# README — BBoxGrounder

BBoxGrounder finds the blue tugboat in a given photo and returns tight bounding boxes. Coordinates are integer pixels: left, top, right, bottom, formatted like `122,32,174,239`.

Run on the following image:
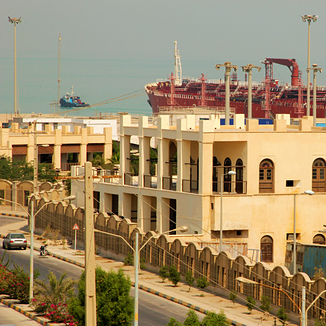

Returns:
60,86,90,108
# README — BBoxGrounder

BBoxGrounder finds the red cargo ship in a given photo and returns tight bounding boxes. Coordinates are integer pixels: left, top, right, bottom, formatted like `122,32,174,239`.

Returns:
145,42,326,119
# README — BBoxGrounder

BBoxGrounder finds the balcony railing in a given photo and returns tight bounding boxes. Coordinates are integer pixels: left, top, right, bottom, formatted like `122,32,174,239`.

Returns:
124,173,138,186
162,176,176,191
212,181,247,194
144,175,157,188
61,162,80,172
182,179,198,193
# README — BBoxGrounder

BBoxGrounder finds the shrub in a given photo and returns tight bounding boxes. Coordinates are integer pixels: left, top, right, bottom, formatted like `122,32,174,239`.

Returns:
124,252,134,266
69,267,133,326
229,291,237,306
185,270,195,292
159,265,169,283
6,264,39,304
246,296,256,314
197,277,210,296
32,271,76,314
260,295,271,313
169,265,180,287
277,307,289,325
45,303,77,325
202,310,230,326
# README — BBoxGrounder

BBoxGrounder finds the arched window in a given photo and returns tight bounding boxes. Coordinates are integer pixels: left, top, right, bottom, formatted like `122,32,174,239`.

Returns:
224,158,232,192
313,234,326,245
259,159,274,193
312,158,326,192
212,156,220,192
261,236,273,263
236,158,243,194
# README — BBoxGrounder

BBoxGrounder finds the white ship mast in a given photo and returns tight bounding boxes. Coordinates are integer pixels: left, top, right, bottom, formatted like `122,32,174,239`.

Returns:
174,41,182,86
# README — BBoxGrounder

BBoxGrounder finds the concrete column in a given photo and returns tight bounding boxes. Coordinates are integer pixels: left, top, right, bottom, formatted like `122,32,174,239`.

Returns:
138,116,148,187
198,120,214,195
120,115,131,185
157,115,169,190
103,127,112,163
176,118,186,192
53,128,62,170
80,128,87,166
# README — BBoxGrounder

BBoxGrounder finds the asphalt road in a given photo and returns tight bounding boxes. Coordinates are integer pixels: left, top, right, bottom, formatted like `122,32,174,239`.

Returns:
0,239,202,325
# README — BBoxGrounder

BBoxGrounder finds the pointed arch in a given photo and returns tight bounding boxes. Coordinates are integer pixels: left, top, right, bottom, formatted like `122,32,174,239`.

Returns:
236,158,243,194
224,157,232,192
259,159,274,193
312,158,326,192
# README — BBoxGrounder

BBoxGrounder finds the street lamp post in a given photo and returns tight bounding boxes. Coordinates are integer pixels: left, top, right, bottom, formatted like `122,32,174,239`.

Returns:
220,170,236,253
8,17,22,118
301,14,318,117
241,64,261,119
293,190,314,274
306,63,322,126
94,225,188,326
215,62,238,125
1,195,75,302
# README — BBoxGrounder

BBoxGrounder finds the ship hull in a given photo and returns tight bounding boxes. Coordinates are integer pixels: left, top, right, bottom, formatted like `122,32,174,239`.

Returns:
145,82,326,119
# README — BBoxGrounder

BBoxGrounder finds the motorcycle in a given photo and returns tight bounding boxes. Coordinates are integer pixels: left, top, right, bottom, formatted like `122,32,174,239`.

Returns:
39,244,49,256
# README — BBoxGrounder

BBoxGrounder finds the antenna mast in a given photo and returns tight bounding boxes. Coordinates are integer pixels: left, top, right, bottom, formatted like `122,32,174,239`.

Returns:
57,33,61,115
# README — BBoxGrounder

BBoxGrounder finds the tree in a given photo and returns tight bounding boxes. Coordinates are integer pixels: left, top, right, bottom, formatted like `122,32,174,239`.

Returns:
169,265,180,287
260,295,271,313
246,296,256,314
184,309,201,326
197,277,210,296
185,270,195,292
166,318,183,326
277,307,288,325
229,290,237,306
202,310,230,326
32,271,76,313
69,267,134,326
159,265,169,283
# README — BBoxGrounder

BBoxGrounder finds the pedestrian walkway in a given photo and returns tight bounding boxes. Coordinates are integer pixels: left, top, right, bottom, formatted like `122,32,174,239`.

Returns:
0,217,300,326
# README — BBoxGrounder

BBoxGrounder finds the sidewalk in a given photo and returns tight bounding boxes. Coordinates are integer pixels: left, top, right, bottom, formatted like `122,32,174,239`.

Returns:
0,216,299,326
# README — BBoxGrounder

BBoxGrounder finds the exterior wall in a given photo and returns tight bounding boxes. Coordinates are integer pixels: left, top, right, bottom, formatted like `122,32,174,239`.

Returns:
71,114,326,270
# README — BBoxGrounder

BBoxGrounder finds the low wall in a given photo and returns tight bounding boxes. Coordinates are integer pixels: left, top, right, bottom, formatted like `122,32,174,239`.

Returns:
29,196,326,322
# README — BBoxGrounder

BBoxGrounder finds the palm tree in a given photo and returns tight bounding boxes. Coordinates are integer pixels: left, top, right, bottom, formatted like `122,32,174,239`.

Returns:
32,271,76,313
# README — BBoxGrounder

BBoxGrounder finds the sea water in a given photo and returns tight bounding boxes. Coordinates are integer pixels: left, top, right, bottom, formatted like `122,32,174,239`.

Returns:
1,56,224,118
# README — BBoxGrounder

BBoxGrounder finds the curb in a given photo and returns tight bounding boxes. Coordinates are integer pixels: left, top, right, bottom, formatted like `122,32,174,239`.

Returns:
0,231,246,326
0,212,28,219
0,298,57,326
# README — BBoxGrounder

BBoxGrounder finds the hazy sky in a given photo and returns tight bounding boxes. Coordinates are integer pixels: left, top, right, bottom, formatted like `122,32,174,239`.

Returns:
2,0,326,114
2,1,326,62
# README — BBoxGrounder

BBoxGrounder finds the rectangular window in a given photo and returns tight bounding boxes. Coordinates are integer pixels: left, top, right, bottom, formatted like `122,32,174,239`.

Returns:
267,170,272,180
259,170,264,180
237,230,242,236
285,250,292,263
321,168,325,179
286,180,294,187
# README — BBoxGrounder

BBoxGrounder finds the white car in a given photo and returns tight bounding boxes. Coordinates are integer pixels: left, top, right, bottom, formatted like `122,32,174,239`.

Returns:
2,233,27,250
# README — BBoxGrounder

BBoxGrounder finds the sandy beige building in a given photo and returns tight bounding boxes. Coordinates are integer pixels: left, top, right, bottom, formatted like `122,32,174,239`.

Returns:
72,113,326,268
0,122,112,172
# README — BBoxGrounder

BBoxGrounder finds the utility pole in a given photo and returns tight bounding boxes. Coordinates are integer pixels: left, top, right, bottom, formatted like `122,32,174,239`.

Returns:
29,200,34,302
85,162,96,326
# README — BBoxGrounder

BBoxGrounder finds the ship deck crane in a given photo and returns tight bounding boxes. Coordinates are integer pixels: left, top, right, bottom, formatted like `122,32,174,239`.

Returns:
262,58,299,87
